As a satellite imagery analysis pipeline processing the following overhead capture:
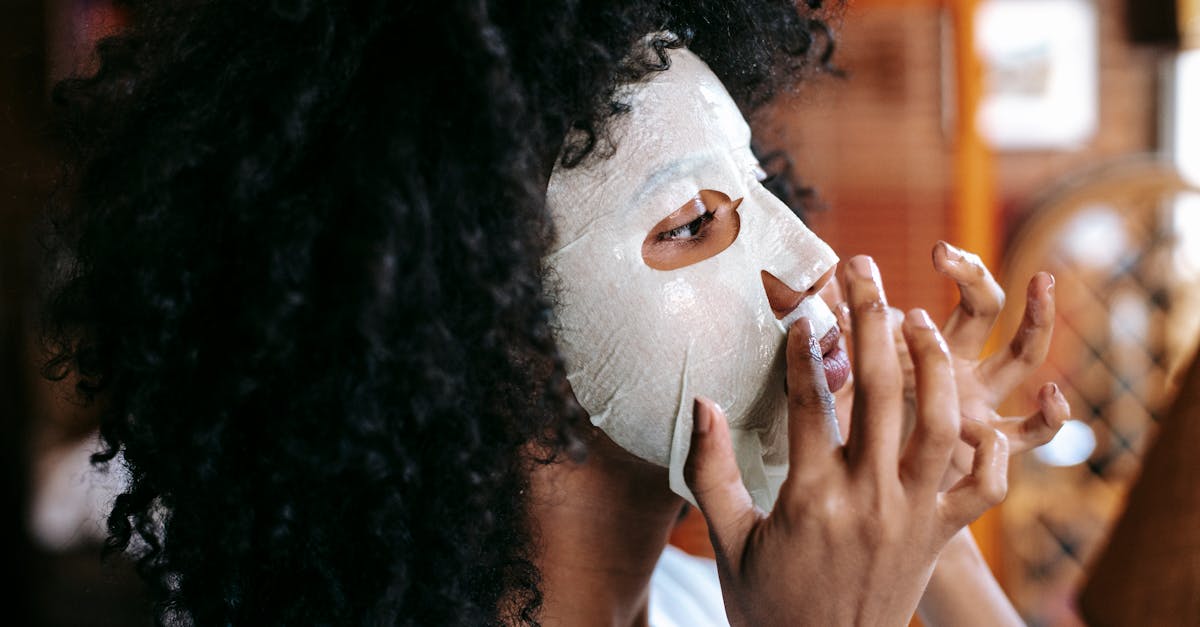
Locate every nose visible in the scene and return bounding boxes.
[761,265,836,319]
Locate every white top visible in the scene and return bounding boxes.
[648,545,730,627]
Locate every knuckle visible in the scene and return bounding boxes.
[790,385,836,415]
[786,487,839,525]
[963,251,987,274]
[1009,334,1040,365]
[973,423,997,446]
[991,286,1006,308]
[976,287,1005,316]
[918,333,951,358]
[961,280,1003,313]
[994,429,1011,455]
[852,297,889,319]
[976,424,1006,453]
[815,491,843,522]
[924,418,960,449]
[914,335,951,366]
[980,474,1009,505]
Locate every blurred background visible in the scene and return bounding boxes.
[3,0,1199,625]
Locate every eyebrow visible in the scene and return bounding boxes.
[631,154,711,203]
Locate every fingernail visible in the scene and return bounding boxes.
[835,302,851,328]
[940,241,964,263]
[1040,382,1060,401]
[849,255,875,278]
[1029,272,1054,298]
[694,397,712,435]
[906,308,934,329]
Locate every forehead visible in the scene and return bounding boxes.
[612,48,752,165]
[546,46,754,242]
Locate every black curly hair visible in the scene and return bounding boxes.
[43,1,837,624]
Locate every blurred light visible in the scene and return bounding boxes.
[1171,51,1200,186]
[975,0,1098,149]
[1034,419,1097,467]
[1111,290,1150,344]
[1059,204,1126,268]
[1173,195,1200,273]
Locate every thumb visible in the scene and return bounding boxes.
[684,396,759,568]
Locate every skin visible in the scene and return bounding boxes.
[545,46,842,484]
[530,247,1068,626]
[822,244,1070,626]
[827,242,1068,491]
[685,255,1009,626]
[641,190,742,271]
[537,39,1068,627]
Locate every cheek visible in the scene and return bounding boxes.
[617,256,778,381]
[652,251,787,413]
[547,241,788,465]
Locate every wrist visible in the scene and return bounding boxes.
[929,528,985,584]
[920,528,1024,627]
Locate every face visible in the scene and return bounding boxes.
[545,45,841,509]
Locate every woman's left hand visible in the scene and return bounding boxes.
[928,241,1069,488]
[828,241,1070,489]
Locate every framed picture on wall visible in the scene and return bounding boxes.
[975,0,1099,150]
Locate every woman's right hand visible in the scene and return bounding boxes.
[683,255,1009,626]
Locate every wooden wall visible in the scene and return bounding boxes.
[751,0,1165,622]
[763,0,1161,291]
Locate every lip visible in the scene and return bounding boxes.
[818,326,850,393]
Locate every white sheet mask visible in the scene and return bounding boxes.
[545,43,839,511]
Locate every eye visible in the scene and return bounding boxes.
[658,209,715,242]
[642,189,742,271]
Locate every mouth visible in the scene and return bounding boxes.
[817,326,850,393]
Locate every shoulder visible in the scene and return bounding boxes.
[649,545,730,627]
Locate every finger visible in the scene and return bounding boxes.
[825,298,856,442]
[684,396,760,567]
[833,300,853,369]
[889,307,914,394]
[996,381,1070,455]
[979,272,1055,400]
[890,307,917,443]
[933,241,1005,358]
[785,318,841,469]
[898,309,960,495]
[938,419,1010,529]
[842,255,904,472]
[834,301,852,336]
[823,276,852,350]
[819,272,845,311]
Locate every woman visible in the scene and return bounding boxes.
[44,0,1064,624]
[533,39,1065,626]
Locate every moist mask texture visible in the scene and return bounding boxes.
[545,42,838,511]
